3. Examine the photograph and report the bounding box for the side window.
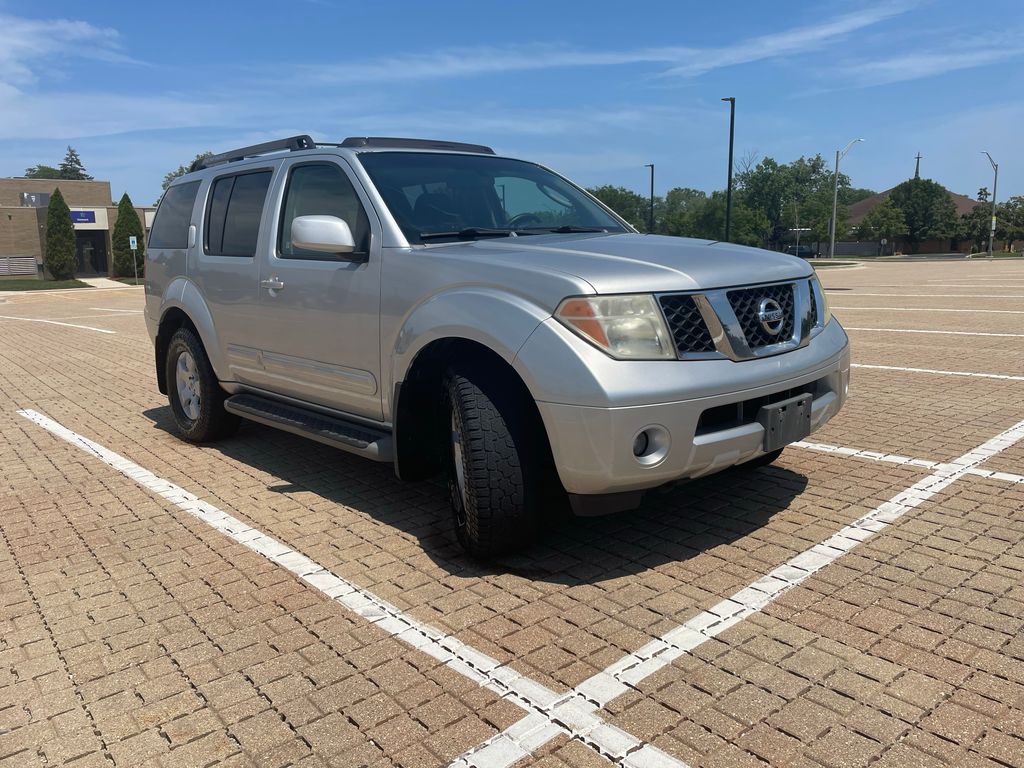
[149,181,200,249]
[278,163,370,259]
[204,170,272,256]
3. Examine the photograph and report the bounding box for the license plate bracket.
[757,394,812,452]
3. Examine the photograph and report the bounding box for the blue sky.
[1,0,1020,206]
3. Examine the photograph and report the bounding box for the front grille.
[727,283,795,349]
[808,282,819,327]
[658,294,715,355]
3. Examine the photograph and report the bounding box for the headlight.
[555,294,676,360]
[810,275,831,325]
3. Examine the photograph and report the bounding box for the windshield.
[357,152,628,243]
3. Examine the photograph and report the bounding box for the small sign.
[129,236,138,250]
[70,210,96,224]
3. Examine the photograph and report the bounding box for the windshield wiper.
[521,225,608,234]
[420,227,515,241]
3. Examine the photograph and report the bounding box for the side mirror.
[290,215,356,255]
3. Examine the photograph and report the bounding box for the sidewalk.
[80,276,134,288]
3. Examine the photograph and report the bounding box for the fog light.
[631,425,670,466]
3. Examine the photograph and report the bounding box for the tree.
[23,164,62,179]
[161,152,214,194]
[857,198,906,249]
[58,146,93,180]
[587,185,649,231]
[111,193,146,278]
[737,154,849,249]
[44,188,77,280]
[999,196,1024,251]
[886,178,957,251]
[959,202,994,253]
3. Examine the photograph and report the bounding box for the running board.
[224,394,393,462]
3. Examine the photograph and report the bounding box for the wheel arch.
[155,281,223,394]
[393,337,554,483]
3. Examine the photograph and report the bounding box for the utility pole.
[914,152,922,179]
[721,97,735,242]
[828,138,864,259]
[982,151,999,259]
[644,164,655,233]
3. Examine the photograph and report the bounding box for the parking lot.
[2,259,1023,768]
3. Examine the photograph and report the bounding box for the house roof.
[848,186,979,227]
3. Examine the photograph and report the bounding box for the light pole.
[982,151,999,258]
[828,137,863,259]
[644,163,655,233]
[721,97,735,242]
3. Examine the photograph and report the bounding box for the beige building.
[0,177,155,278]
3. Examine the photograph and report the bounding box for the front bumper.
[531,322,849,495]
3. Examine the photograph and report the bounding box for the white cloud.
[840,46,1018,87]
[0,14,141,87]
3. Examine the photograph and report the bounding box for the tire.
[165,327,239,442]
[443,365,552,558]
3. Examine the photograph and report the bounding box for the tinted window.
[279,164,370,259]
[358,153,625,243]
[205,171,272,256]
[149,181,200,249]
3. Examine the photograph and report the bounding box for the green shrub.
[111,193,146,277]
[43,188,76,280]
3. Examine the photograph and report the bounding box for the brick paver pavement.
[1,260,1022,767]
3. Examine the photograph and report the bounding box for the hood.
[437,233,813,294]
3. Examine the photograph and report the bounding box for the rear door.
[254,156,383,420]
[192,167,276,386]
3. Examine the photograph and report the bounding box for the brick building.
[0,177,155,278]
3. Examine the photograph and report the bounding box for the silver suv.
[146,135,849,557]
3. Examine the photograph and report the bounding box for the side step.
[224,394,393,462]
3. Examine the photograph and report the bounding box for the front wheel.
[444,366,550,558]
[165,327,239,442]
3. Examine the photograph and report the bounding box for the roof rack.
[340,137,495,154]
[191,135,316,172]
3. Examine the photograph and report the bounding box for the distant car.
[146,135,850,557]
[785,244,819,259]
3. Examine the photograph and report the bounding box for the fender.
[157,277,226,380]
[386,286,551,419]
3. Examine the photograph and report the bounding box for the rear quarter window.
[148,181,200,249]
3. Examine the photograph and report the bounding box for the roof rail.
[340,137,495,155]
[191,135,316,172]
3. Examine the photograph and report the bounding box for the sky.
[1,0,1020,206]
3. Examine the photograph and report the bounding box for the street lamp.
[828,137,864,259]
[721,97,736,242]
[982,151,999,259]
[644,163,655,233]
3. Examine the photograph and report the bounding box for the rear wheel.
[444,365,552,558]
[165,327,239,442]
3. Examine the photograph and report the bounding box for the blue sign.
[70,210,96,224]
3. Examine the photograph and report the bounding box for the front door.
[255,157,383,421]
[74,231,108,275]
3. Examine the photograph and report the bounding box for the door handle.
[261,276,285,291]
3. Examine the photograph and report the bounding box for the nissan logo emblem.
[757,298,785,335]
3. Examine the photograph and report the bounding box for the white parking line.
[827,293,1024,298]
[89,307,143,313]
[794,440,1024,483]
[834,306,1024,314]
[0,315,115,334]
[845,327,1024,338]
[851,363,1024,381]
[15,408,688,768]
[456,418,1024,768]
